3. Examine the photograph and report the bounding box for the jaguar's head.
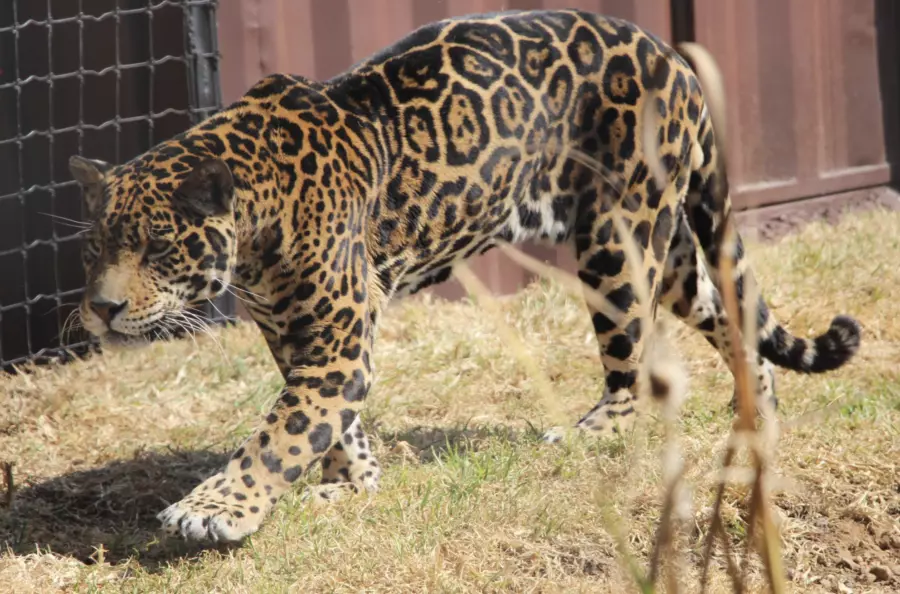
[69,150,238,346]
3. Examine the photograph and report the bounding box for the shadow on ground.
[0,449,233,567]
[0,424,527,568]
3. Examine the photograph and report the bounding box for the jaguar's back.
[326,11,704,299]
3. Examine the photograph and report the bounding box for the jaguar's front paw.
[157,472,269,543]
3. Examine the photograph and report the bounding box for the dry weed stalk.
[497,245,625,328]
[697,220,785,594]
[677,42,786,593]
[644,324,691,593]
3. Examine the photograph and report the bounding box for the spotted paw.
[541,426,569,444]
[301,482,362,506]
[573,401,639,436]
[157,473,268,543]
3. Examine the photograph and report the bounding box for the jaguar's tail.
[674,42,862,374]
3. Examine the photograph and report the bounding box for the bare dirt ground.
[1,208,898,593]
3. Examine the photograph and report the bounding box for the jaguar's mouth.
[105,310,222,348]
[100,324,188,348]
[101,329,159,348]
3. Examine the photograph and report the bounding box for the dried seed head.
[642,321,689,415]
[650,372,672,402]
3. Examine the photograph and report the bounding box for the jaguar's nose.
[89,297,128,327]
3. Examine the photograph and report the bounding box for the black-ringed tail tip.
[760,315,862,374]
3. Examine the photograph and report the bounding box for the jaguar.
[68,10,860,543]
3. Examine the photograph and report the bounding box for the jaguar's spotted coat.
[68,10,861,543]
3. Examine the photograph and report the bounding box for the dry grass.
[1,209,898,592]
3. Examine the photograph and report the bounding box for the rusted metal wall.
[217,0,670,99]
[215,0,893,300]
[693,0,891,209]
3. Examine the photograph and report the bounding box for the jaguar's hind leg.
[658,207,777,415]
[309,414,382,503]
[543,180,682,442]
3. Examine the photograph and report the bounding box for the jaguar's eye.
[144,238,171,261]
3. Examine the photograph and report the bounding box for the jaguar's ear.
[69,155,111,186]
[69,155,112,217]
[173,158,234,217]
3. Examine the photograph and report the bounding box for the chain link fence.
[0,0,233,371]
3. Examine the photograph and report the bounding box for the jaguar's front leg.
[158,317,374,543]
